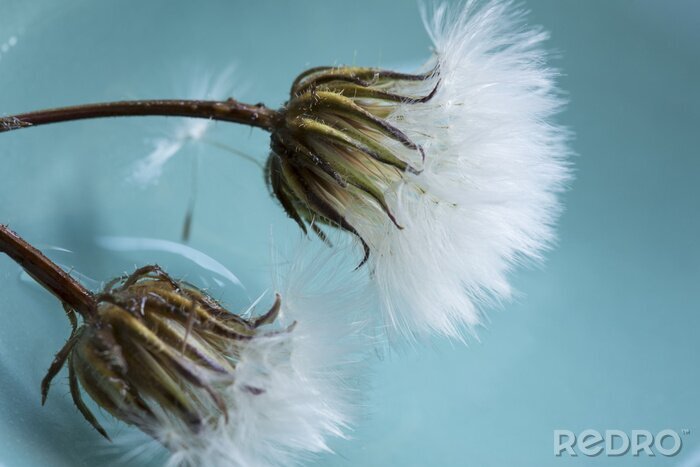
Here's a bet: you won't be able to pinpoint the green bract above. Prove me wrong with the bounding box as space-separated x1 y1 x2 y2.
265 66 438 265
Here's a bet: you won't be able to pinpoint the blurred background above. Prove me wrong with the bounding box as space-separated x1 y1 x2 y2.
0 1 698 466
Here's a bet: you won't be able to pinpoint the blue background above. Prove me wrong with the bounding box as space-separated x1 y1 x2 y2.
0 1 698 466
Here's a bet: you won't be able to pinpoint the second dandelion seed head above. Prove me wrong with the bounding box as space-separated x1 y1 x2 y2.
50 265 282 444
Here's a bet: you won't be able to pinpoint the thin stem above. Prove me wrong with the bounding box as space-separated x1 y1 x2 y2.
0 225 95 318
0 99 279 133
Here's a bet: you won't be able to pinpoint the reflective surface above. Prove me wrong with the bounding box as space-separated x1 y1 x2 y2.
0 1 699 466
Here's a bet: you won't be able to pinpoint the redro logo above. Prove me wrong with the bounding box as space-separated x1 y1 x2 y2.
554 429 682 457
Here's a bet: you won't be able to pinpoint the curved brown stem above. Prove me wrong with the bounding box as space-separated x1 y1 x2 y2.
0 98 279 133
0 225 95 319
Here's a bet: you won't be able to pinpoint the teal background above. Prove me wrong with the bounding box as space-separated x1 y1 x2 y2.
1 1 699 466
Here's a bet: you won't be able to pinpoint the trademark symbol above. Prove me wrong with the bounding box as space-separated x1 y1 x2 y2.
682 429 691 435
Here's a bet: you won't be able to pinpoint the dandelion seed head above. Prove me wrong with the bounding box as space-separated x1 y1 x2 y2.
265 1 571 341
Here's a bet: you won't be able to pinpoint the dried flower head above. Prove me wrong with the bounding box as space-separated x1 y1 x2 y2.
265 66 438 265
267 1 571 340
0 226 363 466
43 265 282 443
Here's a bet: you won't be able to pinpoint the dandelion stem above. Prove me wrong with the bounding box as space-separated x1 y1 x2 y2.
0 99 279 133
0 225 95 318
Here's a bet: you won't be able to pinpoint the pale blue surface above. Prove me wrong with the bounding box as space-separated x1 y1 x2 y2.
0 1 699 466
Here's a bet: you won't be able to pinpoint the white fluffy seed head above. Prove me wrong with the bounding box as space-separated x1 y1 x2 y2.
264 1 569 342
352 0 571 341
155 242 371 467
